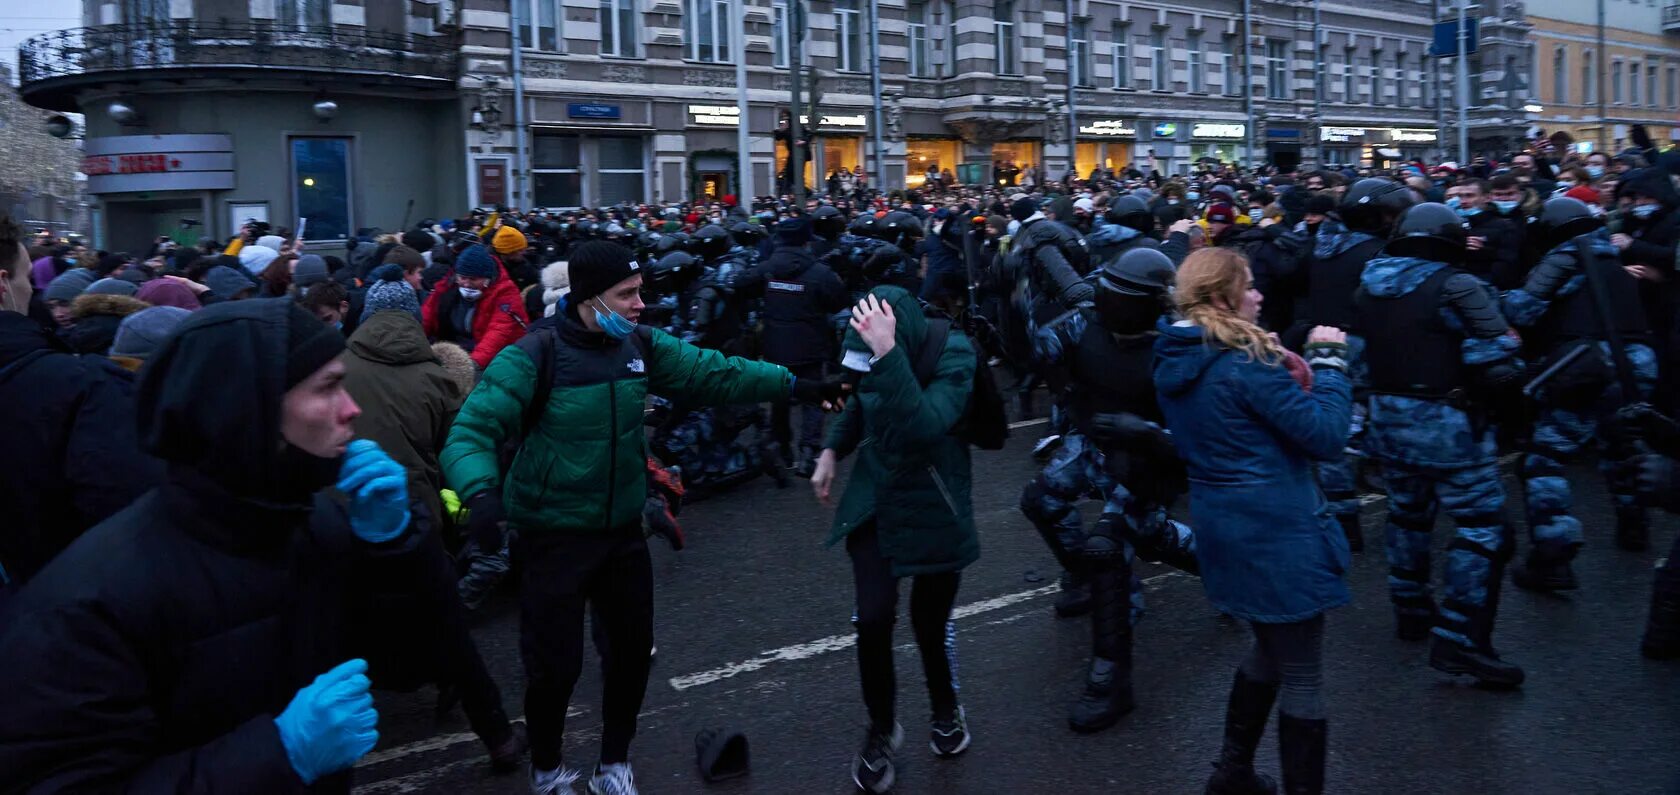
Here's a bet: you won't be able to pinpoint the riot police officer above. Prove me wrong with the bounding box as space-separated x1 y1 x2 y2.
1019 247 1200 733
1501 197 1659 591
1289 178 1415 552
810 205 847 261
1357 202 1526 688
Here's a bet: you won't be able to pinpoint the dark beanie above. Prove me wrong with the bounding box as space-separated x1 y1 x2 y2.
1010 196 1040 222
1305 194 1337 216
294 254 330 288
284 301 346 389
455 244 497 279
401 229 435 253
567 240 642 305
776 216 813 246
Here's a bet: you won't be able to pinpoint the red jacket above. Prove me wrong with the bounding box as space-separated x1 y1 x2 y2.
421 265 529 369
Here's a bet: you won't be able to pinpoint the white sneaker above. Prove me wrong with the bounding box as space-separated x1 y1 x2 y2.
531 765 581 794
589 762 638 795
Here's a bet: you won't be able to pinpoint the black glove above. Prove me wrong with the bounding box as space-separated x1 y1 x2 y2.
1090 412 1178 459
791 374 849 406
1617 402 1680 457
1612 453 1680 512
1475 358 1528 416
466 491 506 554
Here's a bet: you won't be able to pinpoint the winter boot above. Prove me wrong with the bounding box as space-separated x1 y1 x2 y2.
1069 541 1135 733
1512 550 1579 593
1428 637 1525 687
1392 595 1437 642
1204 672 1279 795
1276 714 1327 795
1642 562 1680 660
1615 505 1650 552
487 720 528 774
1053 570 1092 618
1336 513 1363 553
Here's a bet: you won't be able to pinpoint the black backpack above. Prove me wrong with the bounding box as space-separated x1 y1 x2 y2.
911 316 1009 450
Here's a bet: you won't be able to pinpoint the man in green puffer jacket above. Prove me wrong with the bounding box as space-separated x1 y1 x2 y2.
809 285 979 794
442 242 844 795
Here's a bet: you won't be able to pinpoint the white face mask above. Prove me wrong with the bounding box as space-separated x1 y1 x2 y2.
458 286 483 302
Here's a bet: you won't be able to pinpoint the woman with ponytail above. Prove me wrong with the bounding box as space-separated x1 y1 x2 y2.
1152 247 1353 795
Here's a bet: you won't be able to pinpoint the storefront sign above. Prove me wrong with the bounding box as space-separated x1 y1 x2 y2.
687 104 741 126
1078 119 1137 138
1191 122 1247 140
799 113 868 128
1320 126 1366 142
1390 128 1438 143
1267 128 1300 139
567 103 622 120
1153 122 1178 138
81 134 235 194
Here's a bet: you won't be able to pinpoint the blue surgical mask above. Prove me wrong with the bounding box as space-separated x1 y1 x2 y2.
1186 191 1201 202
64 257 76 266
593 297 636 340
1633 203 1661 219
1445 197 1462 210
1493 200 1520 214
1457 207 1482 219
1586 165 1606 179
333 321 344 332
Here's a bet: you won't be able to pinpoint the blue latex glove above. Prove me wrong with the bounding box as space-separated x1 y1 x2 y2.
273 658 380 784
337 439 411 543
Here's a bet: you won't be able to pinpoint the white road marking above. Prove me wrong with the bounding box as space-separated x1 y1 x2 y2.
356 705 584 769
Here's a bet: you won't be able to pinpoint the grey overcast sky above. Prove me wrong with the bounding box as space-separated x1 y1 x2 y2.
0 1 80 83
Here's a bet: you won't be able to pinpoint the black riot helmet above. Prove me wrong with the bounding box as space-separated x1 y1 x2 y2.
572 219 599 239
648 250 701 294
812 205 846 240
693 224 734 260
729 220 767 249
653 232 692 257
1385 202 1468 264
1339 178 1416 234
1102 196 1155 235
848 213 879 238
1538 196 1605 250
876 211 923 248
1094 248 1173 334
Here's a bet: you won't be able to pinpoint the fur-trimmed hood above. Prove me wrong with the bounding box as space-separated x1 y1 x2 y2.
541 261 571 317
70 293 149 321
431 341 477 397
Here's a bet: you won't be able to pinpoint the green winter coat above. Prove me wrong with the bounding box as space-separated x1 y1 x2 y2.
824 286 979 576
442 313 791 534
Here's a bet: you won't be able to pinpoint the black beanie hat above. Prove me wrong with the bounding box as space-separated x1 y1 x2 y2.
567 240 642 305
1305 194 1337 216
1010 196 1040 222
284 301 346 389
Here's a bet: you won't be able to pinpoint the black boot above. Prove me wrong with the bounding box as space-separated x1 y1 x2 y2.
1616 505 1650 552
1069 542 1135 733
1511 549 1579 592
1642 562 1680 660
1392 595 1437 642
1204 672 1279 795
1336 513 1363 553
1428 637 1525 687
1054 571 1092 618
1276 713 1327 795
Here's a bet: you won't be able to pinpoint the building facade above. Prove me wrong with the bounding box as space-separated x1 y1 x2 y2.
18 0 461 249
1528 0 1680 156
0 65 89 237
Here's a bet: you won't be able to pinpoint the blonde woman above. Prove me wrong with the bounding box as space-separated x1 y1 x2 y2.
1152 248 1351 795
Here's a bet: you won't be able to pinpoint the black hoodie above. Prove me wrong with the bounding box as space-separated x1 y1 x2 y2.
0 300 440 793
739 241 849 366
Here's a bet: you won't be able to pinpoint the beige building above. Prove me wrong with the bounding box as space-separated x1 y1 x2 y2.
1529 0 1680 155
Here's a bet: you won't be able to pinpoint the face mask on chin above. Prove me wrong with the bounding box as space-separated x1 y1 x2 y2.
458 286 483 301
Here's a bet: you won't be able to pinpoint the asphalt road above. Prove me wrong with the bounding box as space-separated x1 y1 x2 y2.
354 416 1680 795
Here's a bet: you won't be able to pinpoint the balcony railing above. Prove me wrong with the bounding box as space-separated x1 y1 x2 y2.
18 21 458 109
1665 4 1680 33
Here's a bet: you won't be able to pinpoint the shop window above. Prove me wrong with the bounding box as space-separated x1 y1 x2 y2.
1187 31 1203 93
906 138 962 188
534 135 583 208
995 1 1017 75
1266 39 1289 100
908 1 932 77
686 0 731 63
1071 17 1092 88
598 136 646 205
521 0 562 52
601 0 639 57
1112 23 1130 89
290 137 352 242
275 0 330 31
836 0 864 72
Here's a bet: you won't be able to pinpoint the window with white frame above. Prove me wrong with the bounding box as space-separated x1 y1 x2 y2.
836 0 864 72
276 0 330 31
600 0 637 57
1266 39 1288 99
520 0 561 51
1669 65 1677 109
1649 63 1660 108
908 1 932 77
1344 48 1356 101
1150 28 1166 90
1612 59 1623 104
1112 23 1131 88
1187 30 1204 93
1369 52 1383 105
1553 46 1567 105
772 0 790 68
995 1 1017 75
1071 17 1092 87
686 0 731 62
1223 36 1239 95
1631 60 1642 106
1422 54 1433 107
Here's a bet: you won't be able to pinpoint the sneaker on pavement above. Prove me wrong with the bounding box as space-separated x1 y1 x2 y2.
531 765 581 795
589 762 637 795
929 706 971 758
851 722 903 793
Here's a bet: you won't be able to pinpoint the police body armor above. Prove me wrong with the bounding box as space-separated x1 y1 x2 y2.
1548 248 1649 343
1065 309 1162 437
1357 267 1465 398
1305 237 1385 333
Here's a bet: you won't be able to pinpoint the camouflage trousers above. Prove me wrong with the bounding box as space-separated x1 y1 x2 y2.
1382 460 1512 650
1521 342 1657 565
651 405 772 489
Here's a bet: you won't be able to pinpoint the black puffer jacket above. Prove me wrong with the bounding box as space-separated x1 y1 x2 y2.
738 242 850 366
0 311 160 588
0 299 440 793
1010 217 1093 315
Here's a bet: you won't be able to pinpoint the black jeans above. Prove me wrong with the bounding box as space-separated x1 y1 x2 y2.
773 362 828 457
1239 615 1326 720
848 521 962 731
517 529 654 769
